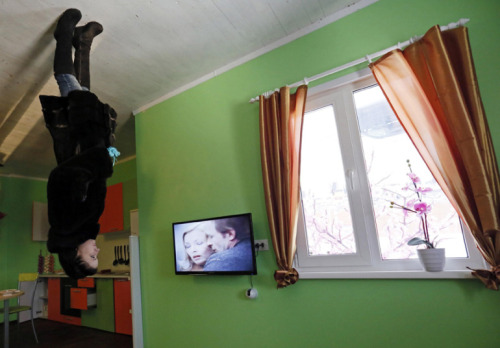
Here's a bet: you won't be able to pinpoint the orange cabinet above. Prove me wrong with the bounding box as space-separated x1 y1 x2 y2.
70 288 97 310
71 278 97 310
47 278 82 326
114 279 132 335
77 277 95 288
99 183 124 233
70 288 88 310
47 278 60 321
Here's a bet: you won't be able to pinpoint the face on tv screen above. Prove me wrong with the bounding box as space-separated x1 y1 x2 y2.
173 213 257 275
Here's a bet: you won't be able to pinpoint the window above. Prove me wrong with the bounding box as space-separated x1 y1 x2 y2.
295 69 486 278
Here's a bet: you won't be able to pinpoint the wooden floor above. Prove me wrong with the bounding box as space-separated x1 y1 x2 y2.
0 319 133 348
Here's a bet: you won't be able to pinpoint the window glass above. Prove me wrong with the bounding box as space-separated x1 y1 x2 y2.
353 85 468 259
301 105 356 256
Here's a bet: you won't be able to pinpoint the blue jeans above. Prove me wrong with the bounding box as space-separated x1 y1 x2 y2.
55 74 89 97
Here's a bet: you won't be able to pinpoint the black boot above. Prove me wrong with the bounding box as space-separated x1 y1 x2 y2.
54 9 82 75
73 22 103 89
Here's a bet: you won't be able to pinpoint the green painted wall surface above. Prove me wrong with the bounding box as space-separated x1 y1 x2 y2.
135 0 500 347
0 177 47 323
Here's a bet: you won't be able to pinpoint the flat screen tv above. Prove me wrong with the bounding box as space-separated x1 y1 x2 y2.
173 213 257 275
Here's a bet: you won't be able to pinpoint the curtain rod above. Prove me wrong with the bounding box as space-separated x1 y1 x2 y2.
249 18 469 104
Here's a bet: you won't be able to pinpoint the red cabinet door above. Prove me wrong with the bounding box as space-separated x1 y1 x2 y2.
114 279 132 335
99 183 124 233
77 277 95 288
47 278 61 321
70 288 88 310
47 278 82 325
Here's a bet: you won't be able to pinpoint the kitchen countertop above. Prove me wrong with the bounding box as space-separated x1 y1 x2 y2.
39 272 130 279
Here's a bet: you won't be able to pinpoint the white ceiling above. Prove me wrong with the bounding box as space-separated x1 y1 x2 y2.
0 0 372 179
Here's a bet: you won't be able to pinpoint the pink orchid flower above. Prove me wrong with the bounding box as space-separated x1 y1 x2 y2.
416 187 432 193
413 202 431 216
408 173 420 183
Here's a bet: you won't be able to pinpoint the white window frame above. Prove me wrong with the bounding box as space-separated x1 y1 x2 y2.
294 68 487 279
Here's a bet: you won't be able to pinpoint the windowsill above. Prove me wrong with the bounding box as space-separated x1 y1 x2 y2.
297 269 476 279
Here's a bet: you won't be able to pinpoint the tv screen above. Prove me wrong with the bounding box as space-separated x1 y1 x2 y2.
173 213 257 275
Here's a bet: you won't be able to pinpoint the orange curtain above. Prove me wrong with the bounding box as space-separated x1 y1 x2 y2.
259 85 308 288
370 25 500 289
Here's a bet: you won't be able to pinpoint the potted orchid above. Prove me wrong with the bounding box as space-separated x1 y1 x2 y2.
390 160 445 272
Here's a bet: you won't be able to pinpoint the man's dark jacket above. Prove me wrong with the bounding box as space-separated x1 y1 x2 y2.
203 239 254 272
40 90 116 253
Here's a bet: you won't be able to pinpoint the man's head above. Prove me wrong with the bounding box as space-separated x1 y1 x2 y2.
58 239 100 279
207 217 251 253
77 239 100 269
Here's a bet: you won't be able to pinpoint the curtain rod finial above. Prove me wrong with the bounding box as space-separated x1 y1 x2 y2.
458 18 470 26
443 18 470 31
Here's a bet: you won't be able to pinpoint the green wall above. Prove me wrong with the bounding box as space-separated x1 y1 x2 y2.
0 177 47 322
135 0 500 347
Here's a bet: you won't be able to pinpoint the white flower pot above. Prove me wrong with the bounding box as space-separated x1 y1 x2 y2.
417 248 445 272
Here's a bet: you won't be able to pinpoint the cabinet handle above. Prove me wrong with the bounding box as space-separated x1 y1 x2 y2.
72 290 82 293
